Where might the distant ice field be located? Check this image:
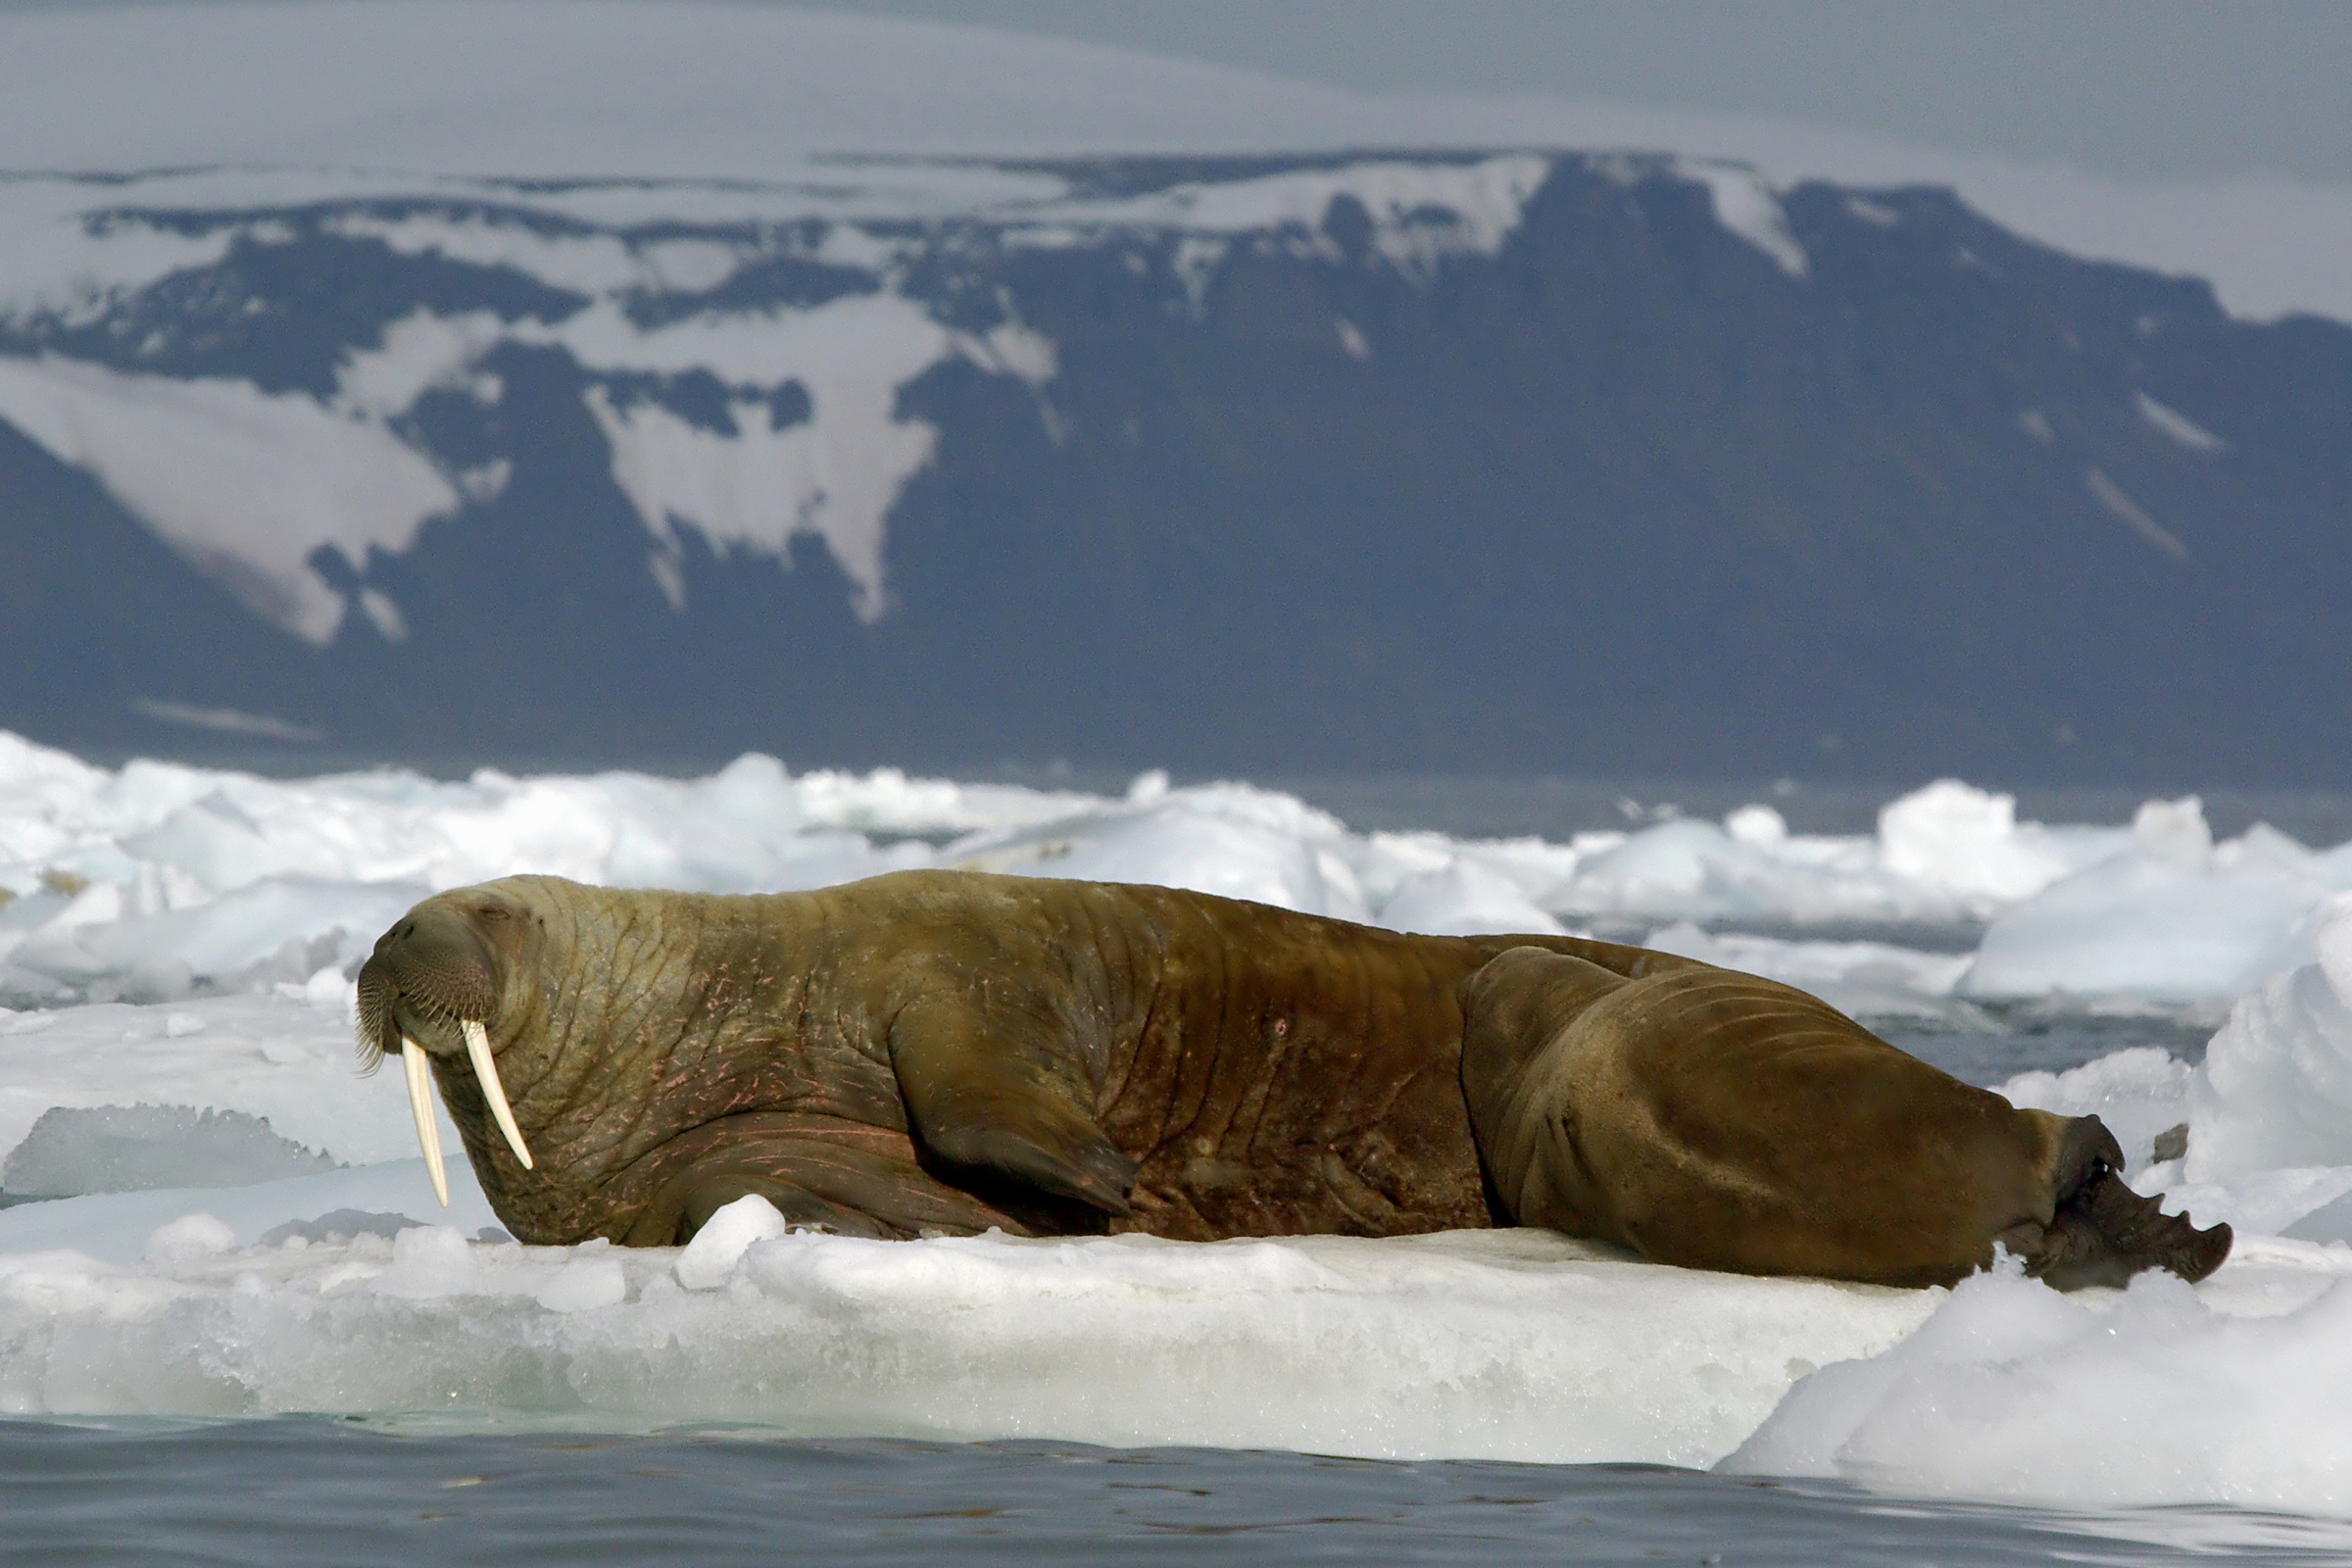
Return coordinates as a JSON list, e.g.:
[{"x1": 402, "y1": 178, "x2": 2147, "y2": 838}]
[{"x1": 9, "y1": 732, "x2": 2352, "y2": 1526}]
